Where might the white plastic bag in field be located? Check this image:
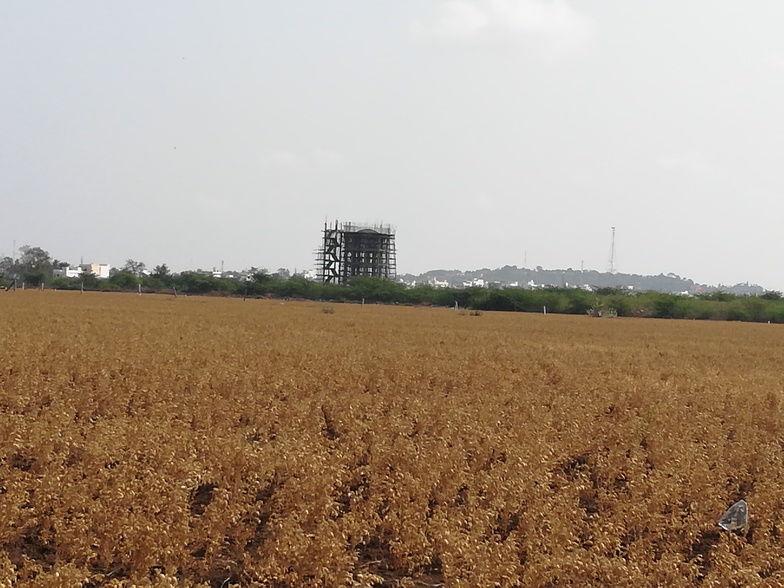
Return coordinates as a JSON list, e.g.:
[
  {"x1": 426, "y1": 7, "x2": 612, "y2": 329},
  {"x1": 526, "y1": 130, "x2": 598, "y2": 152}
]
[{"x1": 718, "y1": 499, "x2": 748, "y2": 531}]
